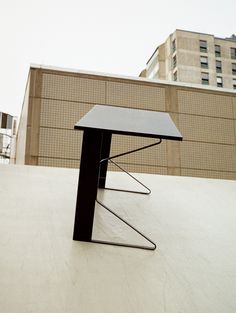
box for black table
[73,105,182,249]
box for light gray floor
[0,164,236,313]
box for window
[233,79,236,89]
[173,71,177,81]
[200,40,207,52]
[215,45,221,57]
[217,76,223,87]
[172,39,176,53]
[230,47,236,59]
[232,63,236,75]
[172,55,177,68]
[200,56,208,68]
[1,113,7,129]
[201,72,209,85]
[216,60,222,73]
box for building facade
[0,112,17,164]
[14,65,236,180]
[141,30,236,90]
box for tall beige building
[141,29,236,90]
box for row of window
[200,56,236,74]
[172,54,236,75]
[200,40,236,59]
[171,39,236,59]
[201,72,236,89]
[173,70,236,89]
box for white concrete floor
[0,164,236,313]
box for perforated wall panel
[41,73,106,104]
[25,69,236,180]
[233,97,236,120]
[181,168,236,180]
[180,141,236,172]
[179,114,235,144]
[39,128,82,159]
[108,162,167,175]
[178,90,233,118]
[38,157,80,168]
[106,81,165,111]
[40,99,93,130]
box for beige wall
[15,66,236,180]
[15,73,31,164]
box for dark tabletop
[74,105,183,141]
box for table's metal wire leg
[105,159,151,194]
[100,139,162,195]
[93,139,162,250]
[93,199,156,250]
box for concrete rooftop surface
[0,164,236,313]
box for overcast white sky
[0,0,235,117]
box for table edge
[74,125,183,141]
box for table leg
[73,129,103,241]
[98,132,112,189]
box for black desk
[73,105,182,248]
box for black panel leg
[73,129,103,241]
[98,132,112,189]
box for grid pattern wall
[39,92,95,168]
[179,114,235,144]
[233,97,236,120]
[108,162,168,175]
[235,121,236,142]
[27,69,236,180]
[40,99,93,130]
[181,168,236,180]
[38,157,80,168]
[180,141,236,172]
[41,73,106,104]
[106,81,165,111]
[39,128,82,159]
[37,73,168,173]
[177,89,236,179]
[178,90,233,118]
